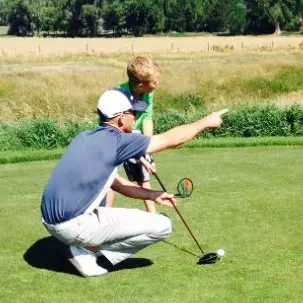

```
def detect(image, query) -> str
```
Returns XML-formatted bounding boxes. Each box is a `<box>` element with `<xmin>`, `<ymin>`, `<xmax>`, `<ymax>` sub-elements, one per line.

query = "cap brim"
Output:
<box><xmin>131</xmin><ymin>100</ymin><xmax>147</xmax><ymax>112</ymax></box>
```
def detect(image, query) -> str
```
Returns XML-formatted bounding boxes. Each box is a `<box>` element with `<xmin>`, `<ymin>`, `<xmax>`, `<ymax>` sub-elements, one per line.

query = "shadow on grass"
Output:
<box><xmin>163</xmin><ymin>240</ymin><xmax>200</xmax><ymax>258</ymax></box>
<box><xmin>23</xmin><ymin>236</ymin><xmax>153</xmax><ymax>277</ymax></box>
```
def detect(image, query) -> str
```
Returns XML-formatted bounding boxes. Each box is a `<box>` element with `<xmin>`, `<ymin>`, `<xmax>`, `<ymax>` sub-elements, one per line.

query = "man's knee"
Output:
<box><xmin>154</xmin><ymin>215</ymin><xmax>172</xmax><ymax>239</ymax></box>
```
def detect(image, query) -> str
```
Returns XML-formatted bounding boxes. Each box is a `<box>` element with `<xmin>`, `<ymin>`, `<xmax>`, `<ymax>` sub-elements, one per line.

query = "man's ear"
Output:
<box><xmin>117</xmin><ymin>114</ymin><xmax>124</xmax><ymax>127</ymax></box>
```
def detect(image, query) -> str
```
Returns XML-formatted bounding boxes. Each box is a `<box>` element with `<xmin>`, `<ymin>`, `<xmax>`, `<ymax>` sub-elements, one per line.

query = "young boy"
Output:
<box><xmin>105</xmin><ymin>56</ymin><xmax>160</xmax><ymax>213</ymax></box>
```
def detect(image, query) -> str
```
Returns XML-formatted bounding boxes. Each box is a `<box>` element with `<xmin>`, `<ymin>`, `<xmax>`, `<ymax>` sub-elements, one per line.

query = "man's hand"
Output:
<box><xmin>146</xmin><ymin>109</ymin><xmax>229</xmax><ymax>154</ymax></box>
<box><xmin>202</xmin><ymin>109</ymin><xmax>229</xmax><ymax>129</ymax></box>
<box><xmin>150</xmin><ymin>191</ymin><xmax>176</xmax><ymax>207</ymax></box>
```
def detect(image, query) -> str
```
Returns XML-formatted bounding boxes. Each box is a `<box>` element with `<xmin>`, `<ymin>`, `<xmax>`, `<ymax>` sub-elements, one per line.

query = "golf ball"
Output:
<box><xmin>217</xmin><ymin>249</ymin><xmax>225</xmax><ymax>256</ymax></box>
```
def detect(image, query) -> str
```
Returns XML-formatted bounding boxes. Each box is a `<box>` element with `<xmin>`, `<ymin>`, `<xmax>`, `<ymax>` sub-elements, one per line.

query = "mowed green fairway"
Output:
<box><xmin>0</xmin><ymin>147</ymin><xmax>302</xmax><ymax>303</ymax></box>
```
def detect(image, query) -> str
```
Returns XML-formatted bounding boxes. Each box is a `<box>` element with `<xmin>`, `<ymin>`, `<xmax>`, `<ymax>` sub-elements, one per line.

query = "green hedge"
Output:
<box><xmin>154</xmin><ymin>104</ymin><xmax>303</xmax><ymax>137</ymax></box>
<box><xmin>0</xmin><ymin>118</ymin><xmax>97</xmax><ymax>151</ymax></box>
<box><xmin>1</xmin><ymin>104</ymin><xmax>303</xmax><ymax>151</ymax></box>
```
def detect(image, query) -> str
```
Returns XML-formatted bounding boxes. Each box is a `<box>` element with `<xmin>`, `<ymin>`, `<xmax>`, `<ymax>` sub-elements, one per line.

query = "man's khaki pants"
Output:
<box><xmin>43</xmin><ymin>207</ymin><xmax>172</xmax><ymax>265</ymax></box>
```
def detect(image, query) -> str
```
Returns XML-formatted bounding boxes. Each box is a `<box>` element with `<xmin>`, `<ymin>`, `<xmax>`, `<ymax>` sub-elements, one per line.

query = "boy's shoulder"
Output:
<box><xmin>115</xmin><ymin>81</ymin><xmax>154</xmax><ymax>103</ymax></box>
<box><xmin>116</xmin><ymin>82</ymin><xmax>130</xmax><ymax>91</ymax></box>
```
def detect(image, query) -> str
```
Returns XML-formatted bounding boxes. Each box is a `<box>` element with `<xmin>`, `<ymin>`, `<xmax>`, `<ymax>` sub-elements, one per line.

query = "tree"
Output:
<box><xmin>79</xmin><ymin>0</ymin><xmax>103</xmax><ymax>36</ymax></box>
<box><xmin>226</xmin><ymin>0</ymin><xmax>246</xmax><ymax>34</ymax></box>
<box><xmin>295</xmin><ymin>0</ymin><xmax>303</xmax><ymax>31</ymax></box>
<box><xmin>0</xmin><ymin>0</ymin><xmax>8</xmax><ymax>25</ymax></box>
<box><xmin>202</xmin><ymin>0</ymin><xmax>246</xmax><ymax>34</ymax></box>
<box><xmin>102</xmin><ymin>0</ymin><xmax>163</xmax><ymax>36</ymax></box>
<box><xmin>163</xmin><ymin>0</ymin><xmax>186</xmax><ymax>32</ymax></box>
<box><xmin>27</xmin><ymin>0</ymin><xmax>73</xmax><ymax>35</ymax></box>
<box><xmin>66</xmin><ymin>0</ymin><xmax>85</xmax><ymax>36</ymax></box>
<box><xmin>2</xmin><ymin>0</ymin><xmax>302</xmax><ymax>37</ymax></box>
<box><xmin>203</xmin><ymin>0</ymin><xmax>226</xmax><ymax>32</ymax></box>
<box><xmin>145</xmin><ymin>1</ymin><xmax>165</xmax><ymax>34</ymax></box>
<box><xmin>39</xmin><ymin>6</ymin><xmax>61</xmax><ymax>34</ymax></box>
<box><xmin>244</xmin><ymin>0</ymin><xmax>275</xmax><ymax>34</ymax></box>
<box><xmin>259</xmin><ymin>0</ymin><xmax>298</xmax><ymax>34</ymax></box>
<box><xmin>195</xmin><ymin>0</ymin><xmax>219</xmax><ymax>31</ymax></box>
<box><xmin>81</xmin><ymin>4</ymin><xmax>100</xmax><ymax>36</ymax></box>
<box><xmin>102</xmin><ymin>0</ymin><xmax>125</xmax><ymax>36</ymax></box>
<box><xmin>182</xmin><ymin>0</ymin><xmax>197</xmax><ymax>31</ymax></box>
<box><xmin>6</xmin><ymin>0</ymin><xmax>32</xmax><ymax>36</ymax></box>
<box><xmin>124</xmin><ymin>0</ymin><xmax>161</xmax><ymax>36</ymax></box>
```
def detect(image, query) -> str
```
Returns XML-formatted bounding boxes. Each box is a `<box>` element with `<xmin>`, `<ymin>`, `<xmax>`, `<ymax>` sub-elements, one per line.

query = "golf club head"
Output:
<box><xmin>176</xmin><ymin>178</ymin><xmax>193</xmax><ymax>198</ymax></box>
<box><xmin>197</xmin><ymin>252</ymin><xmax>220</xmax><ymax>265</ymax></box>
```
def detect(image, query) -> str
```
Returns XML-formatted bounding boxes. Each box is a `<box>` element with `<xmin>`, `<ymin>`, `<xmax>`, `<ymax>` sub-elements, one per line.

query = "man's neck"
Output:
<box><xmin>103</xmin><ymin>121</ymin><xmax>122</xmax><ymax>132</ymax></box>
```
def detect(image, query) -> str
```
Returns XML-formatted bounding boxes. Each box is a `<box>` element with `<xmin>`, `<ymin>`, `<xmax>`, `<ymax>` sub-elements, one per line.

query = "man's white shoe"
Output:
<box><xmin>69</xmin><ymin>246</ymin><xmax>108</xmax><ymax>277</ymax></box>
<box><xmin>94</xmin><ymin>251</ymin><xmax>103</xmax><ymax>257</ymax></box>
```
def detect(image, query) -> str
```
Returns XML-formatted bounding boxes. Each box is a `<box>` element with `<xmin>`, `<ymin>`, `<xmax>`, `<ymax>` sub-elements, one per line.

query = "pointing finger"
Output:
<box><xmin>216</xmin><ymin>109</ymin><xmax>229</xmax><ymax>116</ymax></box>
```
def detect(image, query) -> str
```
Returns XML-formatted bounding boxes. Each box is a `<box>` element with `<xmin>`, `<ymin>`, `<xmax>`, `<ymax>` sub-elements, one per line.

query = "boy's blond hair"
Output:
<box><xmin>127</xmin><ymin>56</ymin><xmax>159</xmax><ymax>86</ymax></box>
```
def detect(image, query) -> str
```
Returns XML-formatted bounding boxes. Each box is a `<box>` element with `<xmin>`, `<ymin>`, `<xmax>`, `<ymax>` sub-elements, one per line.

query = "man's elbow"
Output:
<box><xmin>147</xmin><ymin>134</ymin><xmax>184</xmax><ymax>153</ymax></box>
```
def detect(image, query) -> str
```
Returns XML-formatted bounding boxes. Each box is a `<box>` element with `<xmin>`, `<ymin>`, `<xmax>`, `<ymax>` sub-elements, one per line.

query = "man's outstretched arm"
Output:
<box><xmin>146</xmin><ymin>109</ymin><xmax>228</xmax><ymax>154</ymax></box>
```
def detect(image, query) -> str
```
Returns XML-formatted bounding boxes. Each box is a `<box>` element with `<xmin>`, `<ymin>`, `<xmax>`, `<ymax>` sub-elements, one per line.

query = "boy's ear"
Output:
<box><xmin>136</xmin><ymin>82</ymin><xmax>146</xmax><ymax>93</ymax></box>
<box><xmin>137</xmin><ymin>82</ymin><xmax>144</xmax><ymax>89</ymax></box>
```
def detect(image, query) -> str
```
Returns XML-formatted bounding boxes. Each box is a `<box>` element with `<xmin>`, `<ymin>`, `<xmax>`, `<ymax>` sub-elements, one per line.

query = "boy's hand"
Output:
<box><xmin>140</xmin><ymin>154</ymin><xmax>156</xmax><ymax>173</ymax></box>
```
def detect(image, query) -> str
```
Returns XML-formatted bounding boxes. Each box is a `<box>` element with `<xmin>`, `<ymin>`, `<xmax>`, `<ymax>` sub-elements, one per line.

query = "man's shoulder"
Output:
<box><xmin>118</xmin><ymin>132</ymin><xmax>149</xmax><ymax>144</ymax></box>
<box><xmin>78</xmin><ymin>125</ymin><xmax>120</xmax><ymax>143</ymax></box>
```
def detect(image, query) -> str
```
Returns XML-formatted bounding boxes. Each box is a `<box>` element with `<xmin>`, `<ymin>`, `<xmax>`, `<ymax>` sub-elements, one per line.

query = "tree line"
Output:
<box><xmin>0</xmin><ymin>0</ymin><xmax>302</xmax><ymax>37</ymax></box>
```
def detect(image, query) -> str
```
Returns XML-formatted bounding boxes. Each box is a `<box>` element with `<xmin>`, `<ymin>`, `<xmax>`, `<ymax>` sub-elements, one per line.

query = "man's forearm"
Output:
<box><xmin>162</xmin><ymin>119</ymin><xmax>210</xmax><ymax>146</ymax></box>
<box><xmin>147</xmin><ymin>118</ymin><xmax>210</xmax><ymax>153</ymax></box>
<box><xmin>111</xmin><ymin>175</ymin><xmax>157</xmax><ymax>200</ymax></box>
<box><xmin>146</xmin><ymin>109</ymin><xmax>228</xmax><ymax>154</ymax></box>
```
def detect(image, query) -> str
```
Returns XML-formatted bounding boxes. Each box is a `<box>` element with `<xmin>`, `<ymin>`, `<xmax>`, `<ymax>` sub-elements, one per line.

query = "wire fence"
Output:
<box><xmin>0</xmin><ymin>36</ymin><xmax>303</xmax><ymax>57</ymax></box>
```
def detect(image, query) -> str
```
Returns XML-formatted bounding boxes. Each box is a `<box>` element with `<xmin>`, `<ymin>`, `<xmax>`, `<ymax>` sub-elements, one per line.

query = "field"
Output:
<box><xmin>0</xmin><ymin>35</ymin><xmax>303</xmax><ymax>302</ymax></box>
<box><xmin>0</xmin><ymin>147</ymin><xmax>303</xmax><ymax>303</ymax></box>
<box><xmin>1</xmin><ymin>36</ymin><xmax>303</xmax><ymax>56</ymax></box>
<box><xmin>1</xmin><ymin>42</ymin><xmax>303</xmax><ymax>121</ymax></box>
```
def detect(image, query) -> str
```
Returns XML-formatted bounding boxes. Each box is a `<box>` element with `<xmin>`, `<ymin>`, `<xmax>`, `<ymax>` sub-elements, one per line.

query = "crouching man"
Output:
<box><xmin>41</xmin><ymin>88</ymin><xmax>228</xmax><ymax>277</ymax></box>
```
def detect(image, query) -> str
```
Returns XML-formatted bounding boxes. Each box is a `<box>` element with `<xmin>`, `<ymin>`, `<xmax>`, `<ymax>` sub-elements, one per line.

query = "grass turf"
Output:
<box><xmin>1</xmin><ymin>136</ymin><xmax>303</xmax><ymax>164</ymax></box>
<box><xmin>0</xmin><ymin>147</ymin><xmax>302</xmax><ymax>302</ymax></box>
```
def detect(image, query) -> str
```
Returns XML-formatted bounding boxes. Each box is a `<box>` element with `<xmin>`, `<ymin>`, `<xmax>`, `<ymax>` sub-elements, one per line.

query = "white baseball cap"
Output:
<box><xmin>97</xmin><ymin>88</ymin><xmax>147</xmax><ymax>119</ymax></box>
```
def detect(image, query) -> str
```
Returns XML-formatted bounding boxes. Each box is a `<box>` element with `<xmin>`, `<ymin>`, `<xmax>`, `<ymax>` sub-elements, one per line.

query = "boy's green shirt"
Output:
<box><xmin>116</xmin><ymin>82</ymin><xmax>154</xmax><ymax>132</ymax></box>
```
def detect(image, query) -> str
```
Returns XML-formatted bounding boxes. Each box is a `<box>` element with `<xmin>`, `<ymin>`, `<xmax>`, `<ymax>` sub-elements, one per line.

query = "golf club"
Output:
<box><xmin>153</xmin><ymin>172</ymin><xmax>223</xmax><ymax>265</ymax></box>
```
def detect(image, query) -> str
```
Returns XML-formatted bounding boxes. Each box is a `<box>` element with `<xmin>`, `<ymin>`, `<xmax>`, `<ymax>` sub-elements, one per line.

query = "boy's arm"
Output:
<box><xmin>139</xmin><ymin>116</ymin><xmax>154</xmax><ymax>171</ymax></box>
<box><xmin>141</xmin><ymin>91</ymin><xmax>154</xmax><ymax>136</ymax></box>
<box><xmin>142</xmin><ymin>119</ymin><xmax>153</xmax><ymax>137</ymax></box>
<box><xmin>140</xmin><ymin>92</ymin><xmax>155</xmax><ymax>171</ymax></box>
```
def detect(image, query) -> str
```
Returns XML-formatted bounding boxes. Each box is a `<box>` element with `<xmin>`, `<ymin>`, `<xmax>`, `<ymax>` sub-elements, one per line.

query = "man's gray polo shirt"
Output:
<box><xmin>41</xmin><ymin>125</ymin><xmax>150</xmax><ymax>225</ymax></box>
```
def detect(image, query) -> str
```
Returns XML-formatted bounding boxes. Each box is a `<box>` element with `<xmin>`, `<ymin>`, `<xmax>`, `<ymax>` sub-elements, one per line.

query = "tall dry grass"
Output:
<box><xmin>1</xmin><ymin>38</ymin><xmax>303</xmax><ymax>121</ymax></box>
<box><xmin>0</xmin><ymin>58</ymin><xmax>126</xmax><ymax>120</ymax></box>
<box><xmin>1</xmin><ymin>36</ymin><xmax>303</xmax><ymax>57</ymax></box>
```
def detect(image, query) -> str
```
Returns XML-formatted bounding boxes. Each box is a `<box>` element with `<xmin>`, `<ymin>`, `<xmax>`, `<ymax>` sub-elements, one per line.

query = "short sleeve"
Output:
<box><xmin>116</xmin><ymin>133</ymin><xmax>150</xmax><ymax>165</ymax></box>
